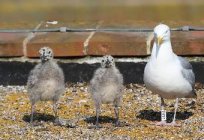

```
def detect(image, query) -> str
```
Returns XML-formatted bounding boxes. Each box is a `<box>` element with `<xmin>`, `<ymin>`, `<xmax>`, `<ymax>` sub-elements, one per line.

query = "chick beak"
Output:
<box><xmin>105</xmin><ymin>60</ymin><xmax>111</xmax><ymax>68</ymax></box>
<box><xmin>157</xmin><ymin>36</ymin><xmax>163</xmax><ymax>46</ymax></box>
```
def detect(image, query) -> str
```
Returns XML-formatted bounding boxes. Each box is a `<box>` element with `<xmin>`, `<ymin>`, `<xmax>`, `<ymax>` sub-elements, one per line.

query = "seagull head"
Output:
<box><xmin>39</xmin><ymin>46</ymin><xmax>53</xmax><ymax>62</ymax></box>
<box><xmin>154</xmin><ymin>24</ymin><xmax>171</xmax><ymax>46</ymax></box>
<box><xmin>101</xmin><ymin>55</ymin><xmax>115</xmax><ymax>68</ymax></box>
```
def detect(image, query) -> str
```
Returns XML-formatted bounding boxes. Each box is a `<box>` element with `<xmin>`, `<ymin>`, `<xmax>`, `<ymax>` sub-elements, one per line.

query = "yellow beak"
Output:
<box><xmin>157</xmin><ymin>36</ymin><xmax>163</xmax><ymax>46</ymax></box>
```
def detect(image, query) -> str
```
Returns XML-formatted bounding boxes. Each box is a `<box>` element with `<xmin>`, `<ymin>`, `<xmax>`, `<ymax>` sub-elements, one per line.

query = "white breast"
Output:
<box><xmin>100</xmin><ymin>84</ymin><xmax>119</xmax><ymax>103</ymax></box>
<box><xmin>40</xmin><ymin>80</ymin><xmax>57</xmax><ymax>100</ymax></box>
<box><xmin>144</xmin><ymin>59</ymin><xmax>193</xmax><ymax>99</ymax></box>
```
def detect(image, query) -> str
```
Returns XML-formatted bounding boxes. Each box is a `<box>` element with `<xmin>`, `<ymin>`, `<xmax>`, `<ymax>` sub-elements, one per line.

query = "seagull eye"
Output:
<box><xmin>165</xmin><ymin>30</ymin><xmax>168</xmax><ymax>34</ymax></box>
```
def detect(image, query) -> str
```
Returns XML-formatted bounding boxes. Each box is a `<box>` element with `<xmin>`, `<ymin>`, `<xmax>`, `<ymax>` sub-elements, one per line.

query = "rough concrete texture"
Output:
<box><xmin>0</xmin><ymin>83</ymin><xmax>203</xmax><ymax>139</ymax></box>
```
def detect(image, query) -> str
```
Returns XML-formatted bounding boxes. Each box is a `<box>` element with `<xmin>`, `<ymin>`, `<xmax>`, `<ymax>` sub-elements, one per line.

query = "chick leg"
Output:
<box><xmin>114</xmin><ymin>105</ymin><xmax>120</xmax><ymax>126</ymax></box>
<box><xmin>88</xmin><ymin>101</ymin><xmax>101</xmax><ymax>129</ymax></box>
<box><xmin>53</xmin><ymin>101</ymin><xmax>58</xmax><ymax>119</ymax></box>
<box><xmin>30</xmin><ymin>103</ymin><xmax>35</xmax><ymax>124</ymax></box>
<box><xmin>95</xmin><ymin>103</ymin><xmax>101</xmax><ymax>128</ymax></box>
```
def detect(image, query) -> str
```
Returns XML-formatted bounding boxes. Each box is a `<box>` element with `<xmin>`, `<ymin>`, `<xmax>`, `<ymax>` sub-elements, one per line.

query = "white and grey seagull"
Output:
<box><xmin>144</xmin><ymin>24</ymin><xmax>196</xmax><ymax>126</ymax></box>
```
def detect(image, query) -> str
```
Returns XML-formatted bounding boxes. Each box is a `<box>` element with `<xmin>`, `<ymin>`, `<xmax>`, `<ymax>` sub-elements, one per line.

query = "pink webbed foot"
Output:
<box><xmin>155</xmin><ymin>121</ymin><xmax>168</xmax><ymax>126</ymax></box>
<box><xmin>167</xmin><ymin>121</ymin><xmax>181</xmax><ymax>127</ymax></box>
<box><xmin>155</xmin><ymin>121</ymin><xmax>181</xmax><ymax>127</ymax></box>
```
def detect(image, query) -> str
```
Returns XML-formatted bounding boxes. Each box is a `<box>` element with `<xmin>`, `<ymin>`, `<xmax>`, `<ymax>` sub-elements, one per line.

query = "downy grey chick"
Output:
<box><xmin>27</xmin><ymin>47</ymin><xmax>65</xmax><ymax>123</ymax></box>
<box><xmin>89</xmin><ymin>55</ymin><xmax>124</xmax><ymax>128</ymax></box>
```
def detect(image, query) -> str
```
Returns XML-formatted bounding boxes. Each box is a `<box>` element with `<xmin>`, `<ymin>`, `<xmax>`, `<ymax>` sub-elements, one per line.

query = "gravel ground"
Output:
<box><xmin>0</xmin><ymin>83</ymin><xmax>203</xmax><ymax>140</ymax></box>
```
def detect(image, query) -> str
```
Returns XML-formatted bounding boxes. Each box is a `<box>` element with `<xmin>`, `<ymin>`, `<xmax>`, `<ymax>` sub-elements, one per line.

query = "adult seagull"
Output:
<box><xmin>144</xmin><ymin>24</ymin><xmax>196</xmax><ymax>126</ymax></box>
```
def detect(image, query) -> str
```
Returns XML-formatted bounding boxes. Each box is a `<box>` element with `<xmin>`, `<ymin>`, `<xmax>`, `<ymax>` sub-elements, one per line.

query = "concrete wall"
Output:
<box><xmin>0</xmin><ymin>1</ymin><xmax>204</xmax><ymax>58</ymax></box>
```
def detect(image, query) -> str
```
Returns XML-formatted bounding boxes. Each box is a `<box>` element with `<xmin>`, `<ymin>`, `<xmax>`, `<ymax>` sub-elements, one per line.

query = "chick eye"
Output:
<box><xmin>102</xmin><ymin>60</ymin><xmax>104</xmax><ymax>62</ymax></box>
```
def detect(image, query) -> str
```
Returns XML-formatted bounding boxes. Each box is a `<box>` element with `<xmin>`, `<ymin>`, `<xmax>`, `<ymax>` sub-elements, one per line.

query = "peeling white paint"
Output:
<box><xmin>22</xmin><ymin>22</ymin><xmax>44</xmax><ymax>57</ymax></box>
<box><xmin>46</xmin><ymin>21</ymin><xmax>58</xmax><ymax>25</ymax></box>
<box><xmin>83</xmin><ymin>23</ymin><xmax>102</xmax><ymax>55</ymax></box>
<box><xmin>83</xmin><ymin>32</ymin><xmax>95</xmax><ymax>54</ymax></box>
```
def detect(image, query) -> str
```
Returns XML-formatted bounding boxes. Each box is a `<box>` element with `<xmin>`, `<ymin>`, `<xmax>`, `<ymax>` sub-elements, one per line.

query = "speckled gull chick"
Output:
<box><xmin>27</xmin><ymin>47</ymin><xmax>65</xmax><ymax>124</ymax></box>
<box><xmin>89</xmin><ymin>55</ymin><xmax>124</xmax><ymax>128</ymax></box>
<box><xmin>144</xmin><ymin>24</ymin><xmax>196</xmax><ymax>126</ymax></box>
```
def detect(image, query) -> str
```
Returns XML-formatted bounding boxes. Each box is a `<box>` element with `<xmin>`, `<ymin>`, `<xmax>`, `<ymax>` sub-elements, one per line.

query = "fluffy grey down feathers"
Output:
<box><xmin>89</xmin><ymin>55</ymin><xmax>124</xmax><ymax>127</ymax></box>
<box><xmin>89</xmin><ymin>56</ymin><xmax>124</xmax><ymax>106</ymax></box>
<box><xmin>27</xmin><ymin>60</ymin><xmax>65</xmax><ymax>104</ymax></box>
<box><xmin>27</xmin><ymin>47</ymin><xmax>65</xmax><ymax>123</ymax></box>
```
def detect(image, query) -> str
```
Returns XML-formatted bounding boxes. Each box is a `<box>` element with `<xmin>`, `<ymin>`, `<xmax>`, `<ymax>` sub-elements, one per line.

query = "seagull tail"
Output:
<box><xmin>185</xmin><ymin>89</ymin><xmax>197</xmax><ymax>98</ymax></box>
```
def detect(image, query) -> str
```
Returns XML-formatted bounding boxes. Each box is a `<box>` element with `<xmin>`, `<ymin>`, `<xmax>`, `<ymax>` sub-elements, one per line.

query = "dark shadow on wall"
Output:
<box><xmin>0</xmin><ymin>61</ymin><xmax>203</xmax><ymax>85</ymax></box>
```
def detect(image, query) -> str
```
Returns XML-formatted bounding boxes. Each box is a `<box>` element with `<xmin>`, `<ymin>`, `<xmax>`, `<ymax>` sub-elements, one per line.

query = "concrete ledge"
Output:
<box><xmin>0</xmin><ymin>60</ymin><xmax>204</xmax><ymax>85</ymax></box>
<box><xmin>27</xmin><ymin>33</ymin><xmax>90</xmax><ymax>57</ymax></box>
<box><xmin>88</xmin><ymin>32</ymin><xmax>147</xmax><ymax>56</ymax></box>
<box><xmin>0</xmin><ymin>33</ymin><xmax>27</xmax><ymax>57</ymax></box>
<box><xmin>0</xmin><ymin>31</ymin><xmax>204</xmax><ymax>57</ymax></box>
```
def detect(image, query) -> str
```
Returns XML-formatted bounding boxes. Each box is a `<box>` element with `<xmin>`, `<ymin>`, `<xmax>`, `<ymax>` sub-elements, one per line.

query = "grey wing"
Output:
<box><xmin>178</xmin><ymin>57</ymin><xmax>195</xmax><ymax>87</ymax></box>
<box><xmin>27</xmin><ymin>64</ymin><xmax>41</xmax><ymax>87</ymax></box>
<box><xmin>88</xmin><ymin>68</ymin><xmax>104</xmax><ymax>94</ymax></box>
<box><xmin>27</xmin><ymin>70</ymin><xmax>38</xmax><ymax>87</ymax></box>
<box><xmin>117</xmin><ymin>72</ymin><xmax>124</xmax><ymax>92</ymax></box>
<box><xmin>115</xmin><ymin>68</ymin><xmax>124</xmax><ymax>85</ymax></box>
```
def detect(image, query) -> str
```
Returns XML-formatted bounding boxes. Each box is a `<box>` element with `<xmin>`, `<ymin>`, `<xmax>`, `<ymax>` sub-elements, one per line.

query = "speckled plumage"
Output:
<box><xmin>89</xmin><ymin>55</ymin><xmax>124</xmax><ymax>127</ymax></box>
<box><xmin>27</xmin><ymin>47</ymin><xmax>65</xmax><ymax>123</ymax></box>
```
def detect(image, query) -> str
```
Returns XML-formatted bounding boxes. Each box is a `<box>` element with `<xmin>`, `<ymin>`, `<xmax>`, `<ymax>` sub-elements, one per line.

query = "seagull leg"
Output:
<box><xmin>169</xmin><ymin>98</ymin><xmax>181</xmax><ymax>126</ymax></box>
<box><xmin>156</xmin><ymin>97</ymin><xmax>168</xmax><ymax>126</ymax></box>
<box><xmin>172</xmin><ymin>98</ymin><xmax>178</xmax><ymax>123</ymax></box>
